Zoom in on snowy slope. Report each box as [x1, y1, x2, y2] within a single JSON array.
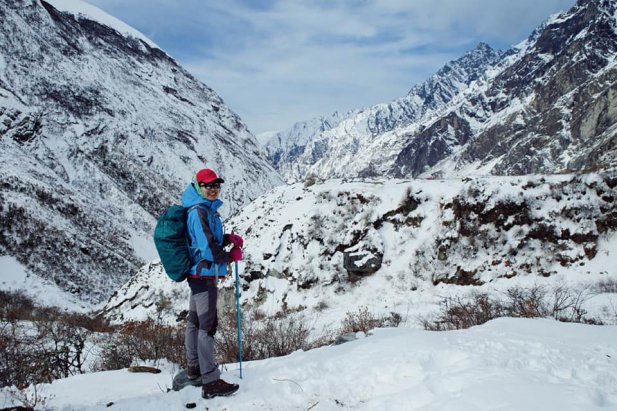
[[1, 318, 616, 410], [103, 172, 617, 329], [0, 0, 283, 304], [45, 0, 159, 48]]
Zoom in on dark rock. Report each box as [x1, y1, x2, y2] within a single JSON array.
[[343, 249, 383, 277]]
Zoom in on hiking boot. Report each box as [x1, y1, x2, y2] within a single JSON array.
[[187, 366, 201, 380], [201, 379, 239, 399]]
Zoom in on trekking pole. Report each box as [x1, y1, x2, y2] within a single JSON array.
[[234, 261, 243, 379]]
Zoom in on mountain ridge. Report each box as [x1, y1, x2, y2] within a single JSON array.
[[0, 0, 283, 304], [265, 0, 617, 181]]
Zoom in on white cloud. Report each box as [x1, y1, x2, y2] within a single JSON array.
[[88, 0, 575, 133]]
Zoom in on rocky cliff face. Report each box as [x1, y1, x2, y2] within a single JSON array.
[[0, 0, 283, 304], [267, 0, 617, 181], [444, 0, 617, 176]]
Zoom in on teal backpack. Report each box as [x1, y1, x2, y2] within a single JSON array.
[[153, 205, 194, 282]]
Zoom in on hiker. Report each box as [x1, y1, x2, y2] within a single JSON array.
[[181, 168, 243, 399]]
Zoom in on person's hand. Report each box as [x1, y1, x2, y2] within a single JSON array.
[[228, 233, 244, 248], [229, 246, 243, 262]]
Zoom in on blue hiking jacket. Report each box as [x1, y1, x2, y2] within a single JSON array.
[[181, 183, 229, 278]]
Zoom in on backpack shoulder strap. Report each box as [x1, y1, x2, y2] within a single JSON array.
[[187, 204, 210, 215], [190, 204, 228, 264]]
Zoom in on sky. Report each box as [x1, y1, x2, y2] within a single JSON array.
[[1, 318, 616, 410], [85, 0, 576, 135]]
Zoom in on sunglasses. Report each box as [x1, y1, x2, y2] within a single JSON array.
[[199, 182, 221, 190]]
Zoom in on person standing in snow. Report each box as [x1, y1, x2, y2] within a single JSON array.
[[181, 168, 243, 399]]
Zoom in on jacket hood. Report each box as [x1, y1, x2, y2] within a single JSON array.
[[181, 183, 223, 211]]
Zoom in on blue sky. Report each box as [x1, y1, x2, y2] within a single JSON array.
[[88, 0, 576, 135]]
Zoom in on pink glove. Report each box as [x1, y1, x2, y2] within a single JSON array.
[[229, 246, 243, 262], [228, 233, 244, 248]]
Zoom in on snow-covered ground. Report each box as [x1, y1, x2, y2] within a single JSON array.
[[1, 318, 615, 410]]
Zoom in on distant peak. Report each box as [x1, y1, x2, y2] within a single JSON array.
[[572, 0, 616, 19], [437, 42, 501, 74], [475, 42, 493, 51], [465, 42, 500, 59]]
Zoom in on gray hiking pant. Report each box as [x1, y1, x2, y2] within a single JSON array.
[[185, 280, 221, 384]]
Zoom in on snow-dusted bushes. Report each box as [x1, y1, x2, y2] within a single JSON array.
[[593, 278, 617, 294], [0, 290, 185, 388], [216, 309, 334, 364], [92, 320, 184, 372], [423, 284, 596, 331], [0, 290, 109, 388], [340, 306, 402, 334], [422, 293, 500, 331]]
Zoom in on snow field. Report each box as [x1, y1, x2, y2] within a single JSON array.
[[1, 318, 615, 410]]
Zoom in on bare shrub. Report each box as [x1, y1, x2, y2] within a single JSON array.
[[505, 285, 547, 317], [216, 308, 257, 364], [252, 313, 311, 358], [423, 285, 595, 331], [504, 284, 590, 322], [3, 383, 51, 410], [0, 290, 36, 322], [93, 320, 185, 371], [216, 309, 327, 364], [0, 321, 40, 388], [340, 306, 379, 334], [340, 306, 403, 334], [0, 320, 85, 388], [30, 311, 90, 381], [548, 284, 589, 322], [423, 293, 504, 331], [0, 291, 109, 388], [92, 334, 134, 371], [593, 278, 617, 294]]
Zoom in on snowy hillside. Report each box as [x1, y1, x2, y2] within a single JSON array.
[[0, 0, 283, 304], [268, 0, 617, 181], [103, 172, 617, 330], [1, 318, 616, 410]]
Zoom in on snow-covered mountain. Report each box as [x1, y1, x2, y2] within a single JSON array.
[[102, 172, 617, 328], [264, 42, 502, 181], [261, 110, 357, 182], [266, 0, 617, 181], [0, 0, 283, 304]]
